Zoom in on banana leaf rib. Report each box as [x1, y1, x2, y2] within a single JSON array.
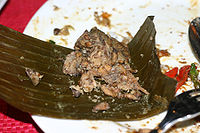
[[0, 38, 62, 66], [0, 26, 73, 56], [0, 69, 70, 94], [0, 34, 68, 74], [0, 74, 95, 111], [0, 60, 73, 85], [0, 51, 64, 76]]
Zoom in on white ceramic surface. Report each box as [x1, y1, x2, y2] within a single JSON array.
[[24, 0, 200, 132], [0, 0, 7, 10]]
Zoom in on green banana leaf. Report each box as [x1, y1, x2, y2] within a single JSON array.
[[0, 16, 176, 121]]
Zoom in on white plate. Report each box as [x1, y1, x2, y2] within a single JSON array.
[[0, 0, 7, 10], [24, 0, 200, 132]]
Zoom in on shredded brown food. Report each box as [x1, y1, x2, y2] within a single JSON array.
[[63, 27, 149, 101]]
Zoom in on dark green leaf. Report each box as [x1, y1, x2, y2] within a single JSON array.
[[48, 40, 56, 44], [0, 16, 176, 121], [190, 63, 200, 89]]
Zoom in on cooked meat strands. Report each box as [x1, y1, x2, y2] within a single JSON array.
[[92, 102, 110, 113], [63, 27, 149, 100], [25, 68, 43, 86]]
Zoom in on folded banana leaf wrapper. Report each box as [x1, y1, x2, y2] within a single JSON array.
[[0, 16, 176, 121]]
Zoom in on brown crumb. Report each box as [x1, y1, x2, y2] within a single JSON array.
[[94, 11, 111, 27], [53, 5, 60, 11], [70, 85, 83, 98], [184, 20, 191, 25], [126, 31, 133, 39], [179, 31, 186, 37], [118, 128, 122, 132], [91, 126, 98, 130], [64, 16, 69, 19], [53, 28, 61, 35], [156, 49, 170, 58], [25, 68, 43, 86], [179, 61, 187, 64], [92, 102, 110, 112], [156, 44, 160, 47], [121, 32, 134, 44], [112, 8, 116, 11], [137, 128, 151, 133], [178, 58, 187, 64], [126, 128, 151, 133], [125, 114, 131, 119], [53, 25, 74, 36]]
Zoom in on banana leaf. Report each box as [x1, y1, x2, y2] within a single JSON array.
[[0, 16, 176, 121]]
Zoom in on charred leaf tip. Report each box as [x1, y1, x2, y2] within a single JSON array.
[[148, 16, 154, 21]]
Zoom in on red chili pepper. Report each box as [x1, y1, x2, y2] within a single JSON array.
[[175, 65, 191, 92], [176, 65, 191, 82], [165, 67, 178, 78], [165, 65, 192, 92]]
